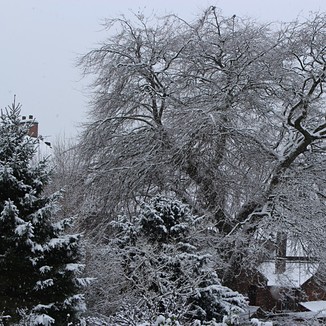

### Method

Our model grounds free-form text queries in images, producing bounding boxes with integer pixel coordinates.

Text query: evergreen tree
[0,101,87,325]
[108,196,247,324]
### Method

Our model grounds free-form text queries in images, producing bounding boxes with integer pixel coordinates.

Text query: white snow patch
[15,223,32,236]
[76,277,95,286]
[299,300,326,313]
[39,265,52,274]
[31,314,55,326]
[154,315,166,325]
[32,138,53,164]
[35,279,54,290]
[251,318,273,325]
[32,243,44,253]
[33,303,55,311]
[65,263,84,272]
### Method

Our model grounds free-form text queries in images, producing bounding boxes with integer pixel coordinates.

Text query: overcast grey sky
[1,0,326,141]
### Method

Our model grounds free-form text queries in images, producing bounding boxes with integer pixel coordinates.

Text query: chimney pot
[275,232,287,274]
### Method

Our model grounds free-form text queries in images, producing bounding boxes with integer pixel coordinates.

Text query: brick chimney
[275,232,287,274]
[21,115,39,138]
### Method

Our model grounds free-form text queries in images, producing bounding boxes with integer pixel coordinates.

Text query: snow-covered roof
[300,301,326,313]
[29,137,53,166]
[34,138,53,161]
[258,261,318,288]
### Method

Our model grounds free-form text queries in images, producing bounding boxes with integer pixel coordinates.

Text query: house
[234,232,326,313]
[21,114,39,138]
[21,115,53,162]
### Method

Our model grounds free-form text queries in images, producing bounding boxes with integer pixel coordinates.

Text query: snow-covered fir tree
[107,196,247,325]
[0,102,87,325]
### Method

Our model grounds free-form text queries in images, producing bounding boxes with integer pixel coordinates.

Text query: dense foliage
[106,196,247,324]
[0,103,87,325]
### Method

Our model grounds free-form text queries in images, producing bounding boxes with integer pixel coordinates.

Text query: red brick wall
[302,277,326,301]
[28,123,38,138]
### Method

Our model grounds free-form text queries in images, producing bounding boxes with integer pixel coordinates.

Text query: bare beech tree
[77,13,192,238]
[220,14,326,285]
[77,7,326,293]
[77,9,281,234]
